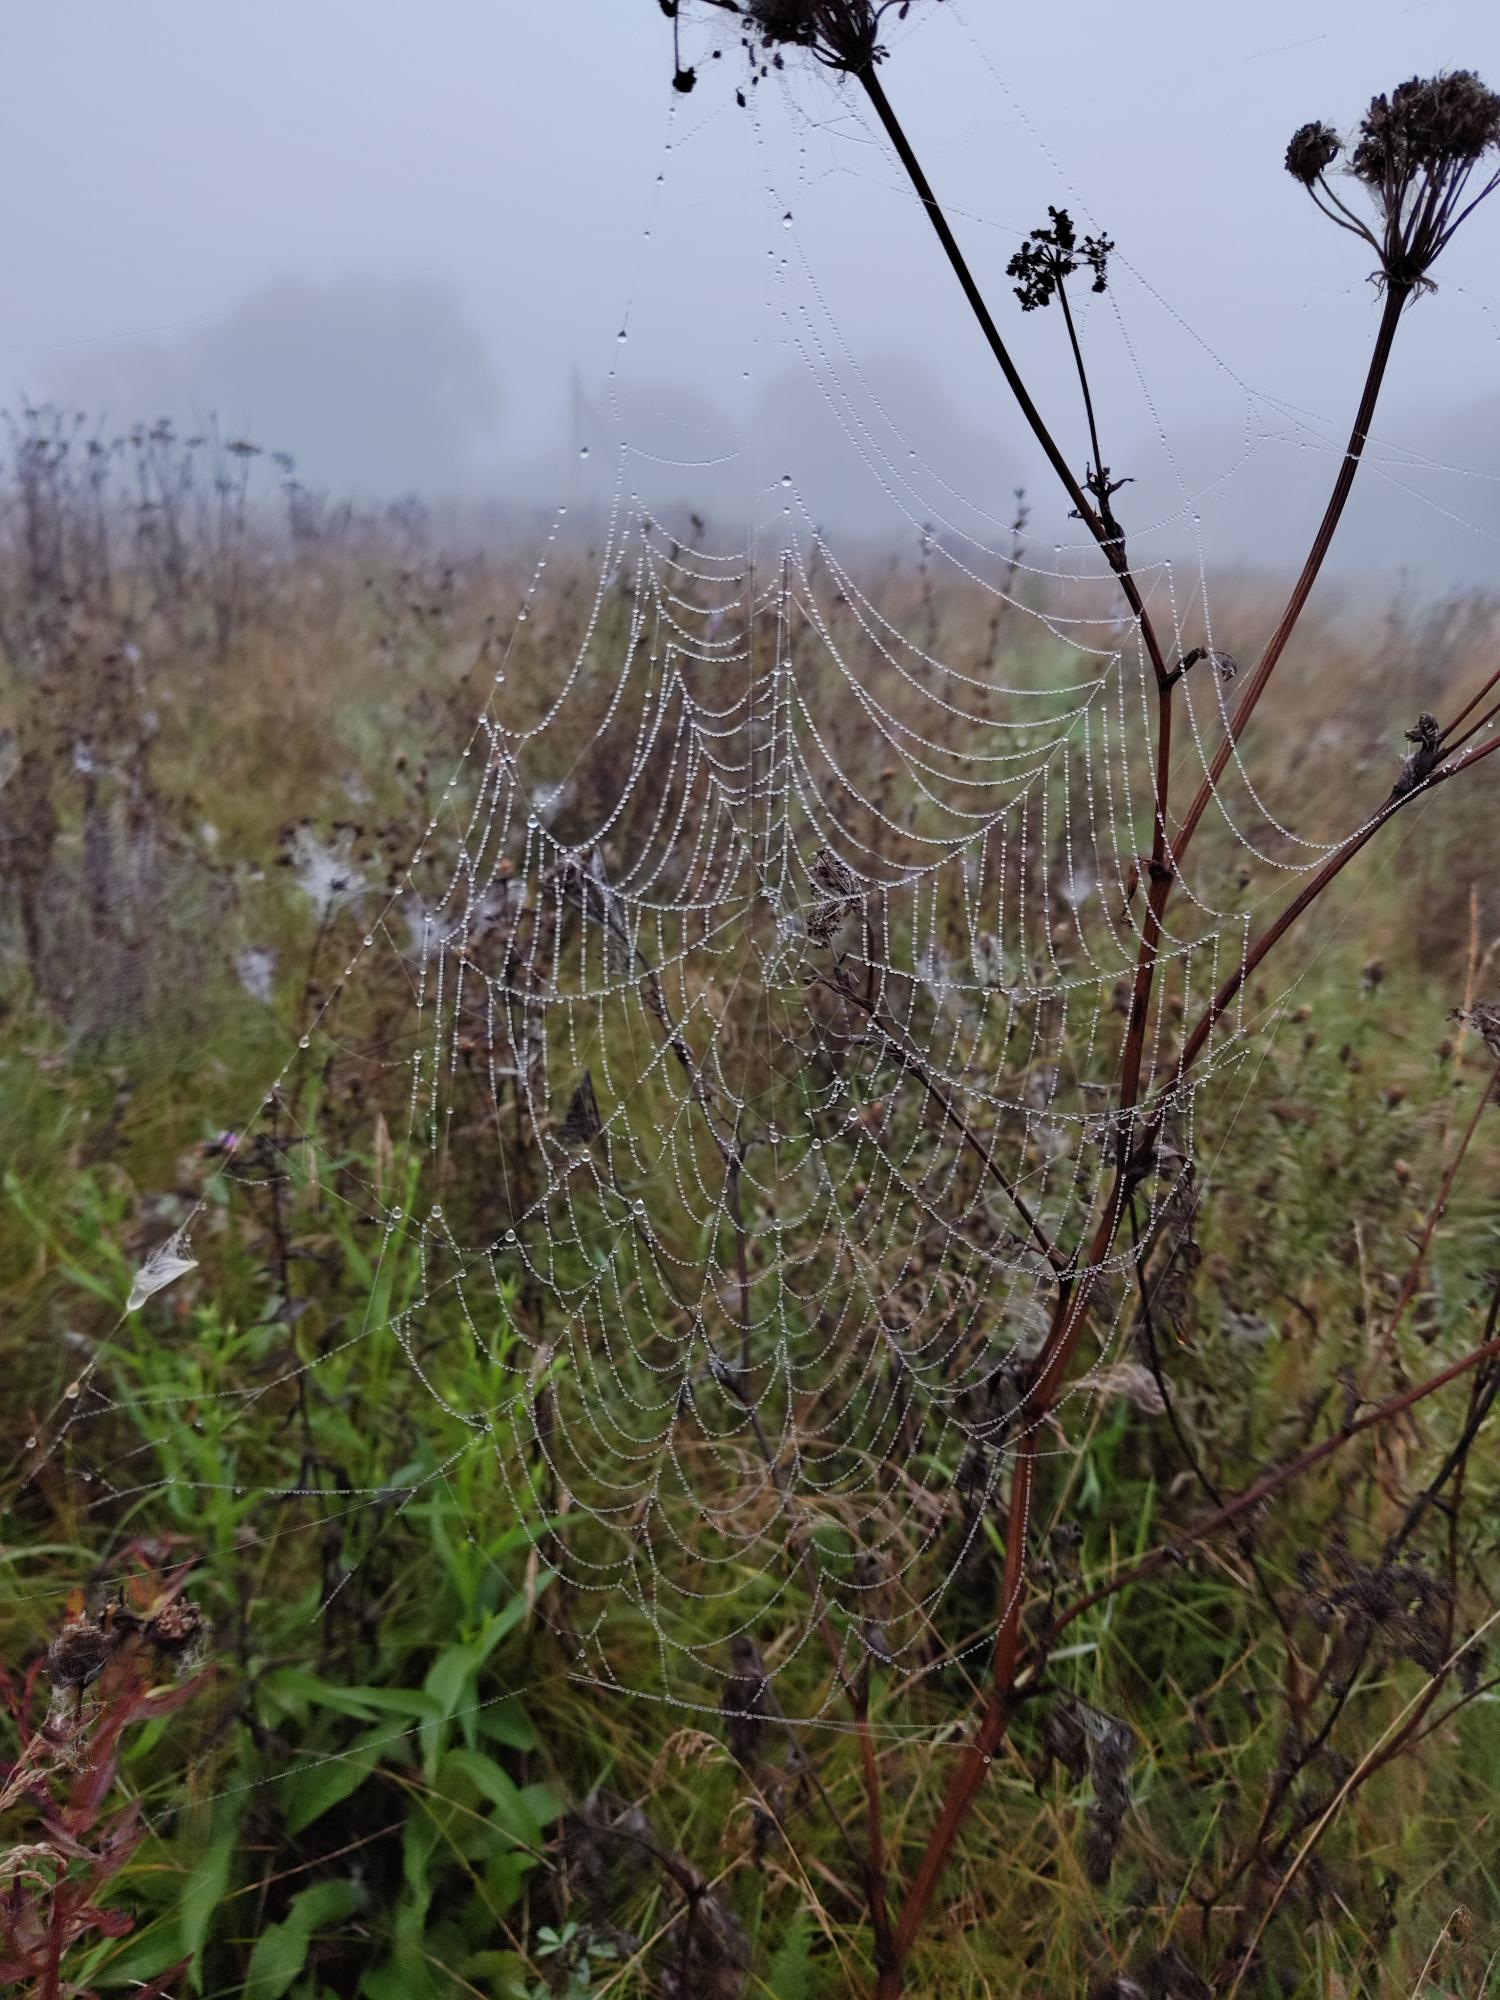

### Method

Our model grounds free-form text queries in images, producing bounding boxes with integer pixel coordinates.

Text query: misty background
[5,1,1498,586]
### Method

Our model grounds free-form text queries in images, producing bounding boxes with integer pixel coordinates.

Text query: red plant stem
[883,1308,1500,1990]
[1065,288,1418,1472]
[1173,282,1411,863]
[1052,265,1418,1464]
[1439,661,1500,745]
[1439,692,1500,762]
[878,1436,1035,1983]
[847,104,1171,1984]
[1117,693,1176,1116]
[842,55,1433,2000]
[1038,284,1420,1498]
[41,1867,67,2000]
[879,732,1500,1982]
[842,118,1184,1960]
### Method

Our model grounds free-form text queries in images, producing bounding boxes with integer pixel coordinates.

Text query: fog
[51,275,502,497]
[7,1,1499,583]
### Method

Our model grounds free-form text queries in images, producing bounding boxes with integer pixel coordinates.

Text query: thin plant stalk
[856,65,1171,689]
[668,23,1498,1990]
[838,55,1487,1996]
[1174,280,1411,861]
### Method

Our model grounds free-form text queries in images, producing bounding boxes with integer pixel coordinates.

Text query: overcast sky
[5,2,1498,578]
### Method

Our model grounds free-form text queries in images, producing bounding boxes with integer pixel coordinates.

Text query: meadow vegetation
[5,15,1500,2000]
[0,403,1498,1997]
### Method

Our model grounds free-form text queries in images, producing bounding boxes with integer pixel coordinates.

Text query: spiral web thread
[32,28,1500,1736]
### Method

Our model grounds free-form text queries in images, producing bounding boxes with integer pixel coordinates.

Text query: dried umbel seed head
[1007,206,1114,311]
[749,0,823,37]
[1286,71,1500,290]
[1285,121,1341,187]
[1354,71,1500,182]
[737,0,936,74]
[743,0,876,70]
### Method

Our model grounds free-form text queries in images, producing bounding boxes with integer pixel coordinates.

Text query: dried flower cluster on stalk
[741,0,921,71]
[1286,71,1500,290]
[1006,207,1114,311]
[664,0,939,90]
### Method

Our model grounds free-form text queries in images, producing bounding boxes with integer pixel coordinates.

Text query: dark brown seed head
[749,0,821,39]
[1285,121,1341,186]
[1288,71,1500,290]
[749,0,871,67]
[45,1619,117,1690]
[743,0,932,73]
[1352,71,1500,182]
[146,1598,204,1653]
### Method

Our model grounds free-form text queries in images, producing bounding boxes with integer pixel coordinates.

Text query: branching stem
[842,52,1474,1999]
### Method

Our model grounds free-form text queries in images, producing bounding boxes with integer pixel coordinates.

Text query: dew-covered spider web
[30,6,1500,1733]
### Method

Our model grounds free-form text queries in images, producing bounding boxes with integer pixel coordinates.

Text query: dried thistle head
[1286,71,1500,290]
[1007,207,1114,312]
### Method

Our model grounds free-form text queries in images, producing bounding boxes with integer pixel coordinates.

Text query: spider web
[26,14,1499,1733]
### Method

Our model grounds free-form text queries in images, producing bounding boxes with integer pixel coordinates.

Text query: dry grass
[0,453,1497,1994]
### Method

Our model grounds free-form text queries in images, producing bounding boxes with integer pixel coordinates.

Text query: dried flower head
[746,0,879,70]
[1392,709,1444,796]
[144,1597,204,1654]
[1452,998,1500,1062]
[45,1618,118,1692]
[1287,71,1500,289]
[1285,121,1341,187]
[684,0,938,80]
[1007,207,1114,311]
[1043,1695,1136,1886]
[1355,71,1500,181]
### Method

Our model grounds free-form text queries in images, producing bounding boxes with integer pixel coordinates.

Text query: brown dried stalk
[847,62,1497,2000]
[662,16,1500,1992]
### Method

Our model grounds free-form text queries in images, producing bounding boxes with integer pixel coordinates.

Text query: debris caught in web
[126,1231,199,1314]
